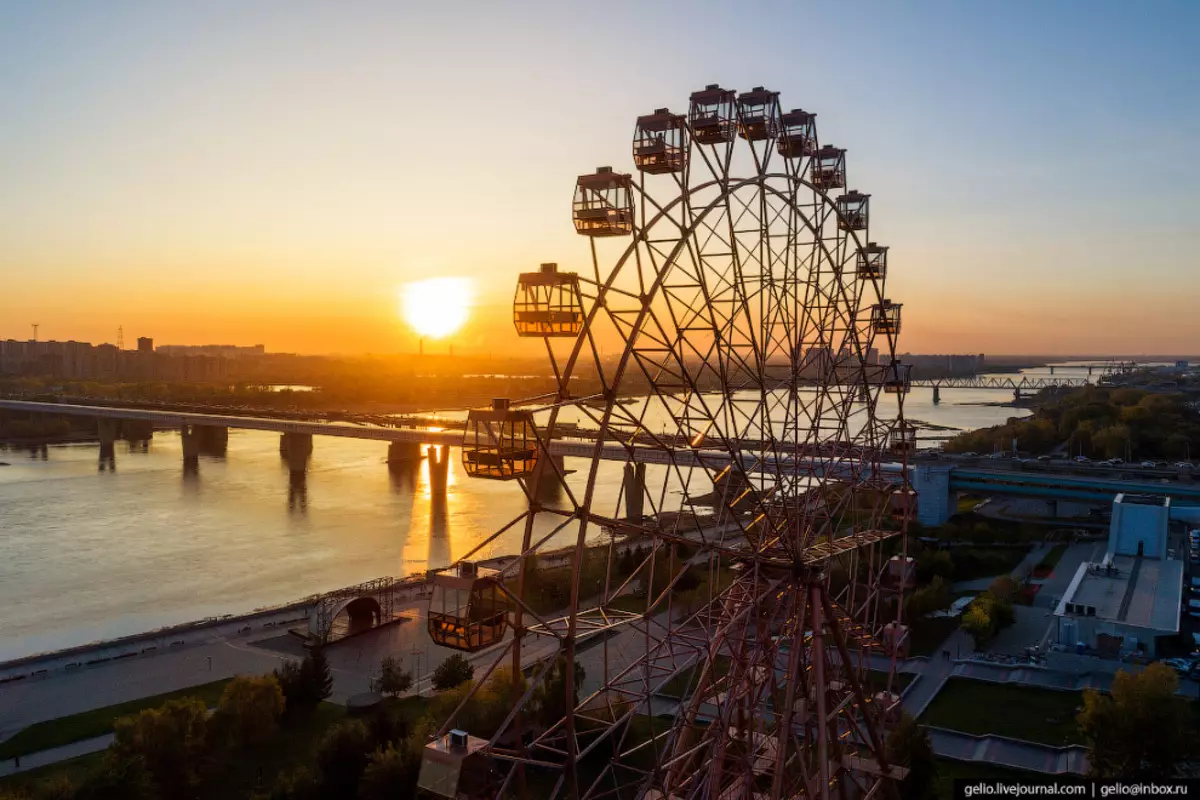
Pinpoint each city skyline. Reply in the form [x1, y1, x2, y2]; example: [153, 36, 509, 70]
[2, 1, 1197, 355]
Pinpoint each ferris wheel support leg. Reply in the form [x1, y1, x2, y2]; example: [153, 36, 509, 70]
[810, 583, 832, 800]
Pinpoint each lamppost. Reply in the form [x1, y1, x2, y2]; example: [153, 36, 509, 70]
[411, 644, 424, 696]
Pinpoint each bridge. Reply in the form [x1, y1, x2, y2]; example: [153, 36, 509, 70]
[9, 399, 1197, 530]
[909, 376, 1094, 403]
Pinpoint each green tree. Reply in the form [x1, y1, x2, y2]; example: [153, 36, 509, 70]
[1079, 663, 1192, 779]
[532, 658, 586, 730]
[359, 744, 421, 800]
[431, 654, 475, 691]
[961, 604, 992, 650]
[254, 766, 320, 800]
[74, 754, 155, 800]
[885, 712, 938, 800]
[304, 646, 334, 704]
[275, 646, 333, 713]
[217, 674, 285, 746]
[378, 656, 414, 697]
[110, 697, 209, 798]
[316, 720, 374, 799]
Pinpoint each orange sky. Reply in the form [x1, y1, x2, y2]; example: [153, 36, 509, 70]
[2, 3, 1197, 357]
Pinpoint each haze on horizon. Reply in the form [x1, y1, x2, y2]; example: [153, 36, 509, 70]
[1, 1, 1197, 357]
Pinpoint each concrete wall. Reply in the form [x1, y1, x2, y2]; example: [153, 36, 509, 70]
[1108, 495, 1169, 559]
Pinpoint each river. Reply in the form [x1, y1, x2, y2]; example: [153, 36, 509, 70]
[0, 367, 1060, 662]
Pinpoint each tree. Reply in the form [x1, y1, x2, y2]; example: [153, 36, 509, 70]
[961, 604, 992, 650]
[359, 744, 421, 800]
[885, 712, 938, 800]
[431, 653, 475, 691]
[304, 646, 334, 704]
[316, 720, 373, 798]
[74, 754, 155, 800]
[532, 657, 586, 730]
[217, 674, 285, 746]
[255, 767, 320, 800]
[1079, 663, 1192, 779]
[110, 697, 209, 798]
[378, 656, 414, 697]
[275, 646, 334, 714]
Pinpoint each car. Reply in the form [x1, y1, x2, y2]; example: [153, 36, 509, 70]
[961, 451, 978, 457]
[1141, 461, 1158, 468]
[1074, 455, 1091, 463]
[988, 452, 1006, 460]
[1180, 462, 1196, 470]
[1037, 455, 1053, 461]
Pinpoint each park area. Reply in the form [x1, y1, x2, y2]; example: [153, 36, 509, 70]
[920, 678, 1085, 747]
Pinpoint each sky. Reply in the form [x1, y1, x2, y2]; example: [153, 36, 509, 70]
[1, 1, 1197, 356]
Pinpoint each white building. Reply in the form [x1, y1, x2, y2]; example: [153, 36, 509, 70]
[1053, 494, 1181, 658]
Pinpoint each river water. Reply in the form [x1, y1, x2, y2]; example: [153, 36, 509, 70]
[0, 367, 1069, 662]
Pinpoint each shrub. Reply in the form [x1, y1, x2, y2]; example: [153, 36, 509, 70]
[316, 720, 373, 798]
[431, 654, 475, 691]
[109, 697, 209, 798]
[378, 656, 414, 697]
[216, 674, 285, 746]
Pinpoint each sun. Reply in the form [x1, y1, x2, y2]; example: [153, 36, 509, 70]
[400, 277, 472, 339]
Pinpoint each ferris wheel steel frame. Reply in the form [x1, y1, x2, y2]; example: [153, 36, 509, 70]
[423, 82, 914, 800]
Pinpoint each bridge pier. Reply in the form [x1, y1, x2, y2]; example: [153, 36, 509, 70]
[280, 433, 313, 474]
[97, 419, 117, 459]
[181, 425, 201, 463]
[932, 385, 940, 405]
[387, 441, 424, 465]
[121, 419, 154, 443]
[911, 465, 956, 526]
[624, 462, 646, 523]
[1013, 388, 1022, 402]
[427, 445, 449, 494]
[535, 453, 567, 500]
[197, 425, 228, 457]
[1049, 366, 1055, 375]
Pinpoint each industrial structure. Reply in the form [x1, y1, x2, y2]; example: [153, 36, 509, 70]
[415, 83, 914, 800]
[1053, 494, 1183, 658]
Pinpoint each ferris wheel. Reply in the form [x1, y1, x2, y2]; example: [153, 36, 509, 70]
[419, 83, 916, 800]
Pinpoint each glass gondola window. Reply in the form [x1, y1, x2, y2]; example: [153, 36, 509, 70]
[513, 263, 584, 338]
[573, 167, 634, 237]
[856, 242, 888, 280]
[836, 191, 869, 231]
[811, 145, 846, 190]
[883, 360, 911, 394]
[462, 399, 538, 480]
[870, 300, 902, 336]
[889, 423, 917, 455]
[735, 86, 779, 141]
[688, 83, 737, 145]
[633, 108, 687, 174]
[427, 561, 508, 652]
[778, 108, 817, 158]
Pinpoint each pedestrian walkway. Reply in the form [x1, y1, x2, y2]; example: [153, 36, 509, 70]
[901, 627, 974, 718]
[0, 733, 113, 777]
[927, 726, 1089, 775]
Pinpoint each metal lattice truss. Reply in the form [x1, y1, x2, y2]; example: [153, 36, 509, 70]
[433, 84, 913, 800]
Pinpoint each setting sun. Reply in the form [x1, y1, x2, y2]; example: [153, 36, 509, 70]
[401, 277, 473, 339]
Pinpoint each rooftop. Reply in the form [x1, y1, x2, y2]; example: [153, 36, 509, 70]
[1116, 493, 1169, 507]
[1054, 555, 1182, 633]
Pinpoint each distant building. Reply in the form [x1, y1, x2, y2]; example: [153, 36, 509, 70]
[156, 344, 265, 358]
[137, 337, 154, 353]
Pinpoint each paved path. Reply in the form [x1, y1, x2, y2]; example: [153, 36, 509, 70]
[0, 733, 113, 777]
[900, 627, 974, 718]
[927, 727, 1089, 775]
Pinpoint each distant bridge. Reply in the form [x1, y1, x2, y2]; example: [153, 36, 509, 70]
[911, 376, 1092, 390]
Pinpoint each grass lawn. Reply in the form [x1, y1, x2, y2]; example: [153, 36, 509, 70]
[1033, 544, 1069, 576]
[920, 678, 1085, 746]
[0, 678, 233, 760]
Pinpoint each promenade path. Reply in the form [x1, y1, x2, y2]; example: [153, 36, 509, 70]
[0, 734, 113, 778]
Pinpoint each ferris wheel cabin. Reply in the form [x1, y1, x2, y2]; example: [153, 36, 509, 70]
[688, 83, 737, 145]
[461, 399, 539, 480]
[513, 263, 584, 338]
[426, 561, 508, 652]
[856, 242, 888, 280]
[633, 108, 687, 174]
[836, 191, 870, 231]
[870, 300, 902, 336]
[811, 145, 847, 190]
[735, 86, 779, 141]
[778, 108, 817, 158]
[883, 360, 912, 395]
[889, 423, 917, 455]
[573, 167, 634, 237]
